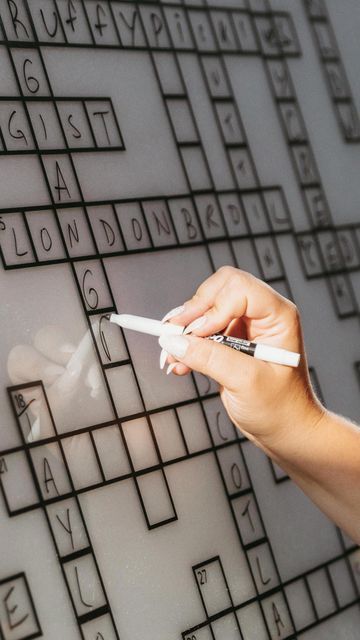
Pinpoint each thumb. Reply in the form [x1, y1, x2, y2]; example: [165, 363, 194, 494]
[158, 333, 257, 390]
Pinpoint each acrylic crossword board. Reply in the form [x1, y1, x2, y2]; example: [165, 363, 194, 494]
[0, 0, 360, 638]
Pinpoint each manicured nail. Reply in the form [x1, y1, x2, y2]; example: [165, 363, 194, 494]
[161, 305, 185, 324]
[159, 348, 168, 370]
[166, 363, 178, 375]
[184, 315, 207, 335]
[159, 335, 189, 359]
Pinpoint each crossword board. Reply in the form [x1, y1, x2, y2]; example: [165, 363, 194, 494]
[0, 0, 360, 638]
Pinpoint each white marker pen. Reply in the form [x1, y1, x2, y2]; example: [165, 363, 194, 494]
[109, 313, 300, 368]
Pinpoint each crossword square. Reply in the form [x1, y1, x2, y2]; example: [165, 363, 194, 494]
[62, 433, 103, 490]
[210, 11, 238, 51]
[74, 260, 113, 312]
[193, 558, 232, 617]
[229, 149, 257, 190]
[193, 370, 219, 397]
[188, 10, 217, 51]
[106, 365, 143, 418]
[313, 22, 339, 59]
[42, 154, 81, 204]
[263, 188, 292, 232]
[233, 493, 265, 546]
[254, 17, 282, 57]
[142, 199, 177, 247]
[46, 497, 89, 558]
[336, 103, 360, 142]
[168, 197, 203, 244]
[153, 52, 185, 95]
[329, 559, 357, 607]
[254, 237, 284, 281]
[261, 591, 294, 639]
[57, 0, 93, 44]
[180, 146, 212, 191]
[111, 3, 146, 48]
[92, 425, 131, 480]
[57, 207, 96, 258]
[11, 48, 50, 97]
[316, 230, 343, 272]
[0, 574, 41, 640]
[166, 99, 198, 143]
[303, 187, 331, 227]
[122, 417, 159, 471]
[285, 579, 316, 631]
[219, 192, 248, 237]
[57, 101, 95, 149]
[336, 229, 360, 269]
[164, 7, 194, 50]
[267, 60, 295, 100]
[9, 384, 55, 443]
[241, 193, 270, 235]
[297, 234, 324, 278]
[84, 100, 124, 149]
[87, 204, 125, 255]
[140, 6, 171, 49]
[90, 313, 128, 365]
[0, 451, 39, 513]
[236, 602, 269, 640]
[279, 102, 307, 143]
[63, 553, 107, 618]
[195, 194, 226, 239]
[307, 569, 337, 618]
[137, 469, 176, 528]
[329, 274, 357, 317]
[115, 202, 152, 251]
[231, 12, 259, 53]
[324, 62, 351, 99]
[26, 208, 64, 262]
[304, 0, 327, 18]
[81, 613, 118, 640]
[0, 101, 34, 151]
[151, 410, 187, 462]
[0, 0, 34, 41]
[214, 101, 245, 145]
[0, 211, 36, 267]
[217, 444, 250, 496]
[211, 613, 241, 639]
[177, 402, 212, 453]
[247, 543, 279, 594]
[292, 145, 319, 186]
[201, 57, 231, 98]
[30, 442, 72, 501]
[203, 397, 238, 446]
[27, 101, 66, 150]
[273, 14, 300, 56]
[86, 0, 119, 45]
[27, 0, 66, 44]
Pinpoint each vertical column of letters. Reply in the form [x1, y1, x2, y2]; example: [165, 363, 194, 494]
[303, 0, 360, 143]
[7, 382, 120, 639]
[252, 0, 359, 320]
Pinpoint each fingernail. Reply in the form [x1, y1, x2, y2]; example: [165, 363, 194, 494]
[161, 305, 185, 324]
[159, 335, 189, 359]
[159, 348, 168, 370]
[184, 315, 207, 335]
[166, 363, 178, 375]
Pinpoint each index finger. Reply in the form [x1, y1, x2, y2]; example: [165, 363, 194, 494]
[166, 267, 294, 338]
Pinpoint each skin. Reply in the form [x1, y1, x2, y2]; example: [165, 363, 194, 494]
[161, 266, 360, 544]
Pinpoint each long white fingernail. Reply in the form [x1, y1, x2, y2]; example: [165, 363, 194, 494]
[159, 348, 168, 370]
[161, 305, 185, 324]
[184, 315, 207, 335]
[166, 363, 178, 375]
[159, 335, 189, 358]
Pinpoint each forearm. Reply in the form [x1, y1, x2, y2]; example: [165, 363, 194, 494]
[262, 410, 360, 544]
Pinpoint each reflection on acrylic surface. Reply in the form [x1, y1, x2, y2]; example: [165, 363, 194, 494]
[7, 323, 105, 443]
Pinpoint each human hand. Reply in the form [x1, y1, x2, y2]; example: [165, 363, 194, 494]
[159, 267, 324, 453]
